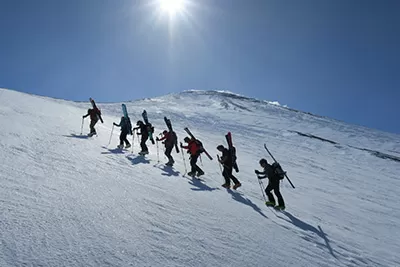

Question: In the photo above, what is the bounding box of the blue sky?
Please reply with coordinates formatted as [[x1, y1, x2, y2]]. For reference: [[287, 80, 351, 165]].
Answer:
[[1, 0, 399, 134]]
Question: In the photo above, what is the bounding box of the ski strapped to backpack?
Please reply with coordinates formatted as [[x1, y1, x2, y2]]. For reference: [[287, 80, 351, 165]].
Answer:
[[225, 132, 239, 172], [142, 110, 155, 144], [264, 144, 295, 188], [89, 97, 104, 123], [183, 127, 213, 160], [164, 116, 179, 153], [121, 104, 133, 135]]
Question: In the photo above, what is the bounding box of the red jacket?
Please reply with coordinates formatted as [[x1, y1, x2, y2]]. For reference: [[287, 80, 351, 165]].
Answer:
[[84, 108, 101, 121], [158, 132, 175, 147], [182, 140, 200, 156]]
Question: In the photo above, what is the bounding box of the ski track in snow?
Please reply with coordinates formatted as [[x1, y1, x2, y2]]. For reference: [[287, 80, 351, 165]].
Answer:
[[1, 88, 399, 267]]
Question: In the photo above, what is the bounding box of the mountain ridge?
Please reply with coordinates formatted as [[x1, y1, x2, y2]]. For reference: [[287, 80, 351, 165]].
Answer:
[[0, 87, 399, 266]]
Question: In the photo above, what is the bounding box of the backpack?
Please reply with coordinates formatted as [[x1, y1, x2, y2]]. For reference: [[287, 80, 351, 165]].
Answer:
[[272, 162, 285, 180], [127, 117, 133, 135], [231, 146, 237, 162], [146, 123, 154, 134], [170, 131, 177, 145], [195, 139, 205, 153]]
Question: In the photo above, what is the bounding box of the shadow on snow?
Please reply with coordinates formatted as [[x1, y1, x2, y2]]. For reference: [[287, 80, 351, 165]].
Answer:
[[226, 189, 268, 219], [154, 164, 181, 177], [186, 176, 219, 192], [62, 134, 90, 139], [126, 155, 150, 165], [100, 146, 125, 154], [277, 211, 336, 259]]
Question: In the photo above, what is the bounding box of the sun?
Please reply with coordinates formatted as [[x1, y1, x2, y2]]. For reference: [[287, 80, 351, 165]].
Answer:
[[159, 0, 185, 16]]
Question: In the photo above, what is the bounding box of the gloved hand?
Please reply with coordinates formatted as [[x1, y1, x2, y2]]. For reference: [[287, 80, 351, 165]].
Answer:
[[255, 170, 260, 175], [113, 122, 117, 126]]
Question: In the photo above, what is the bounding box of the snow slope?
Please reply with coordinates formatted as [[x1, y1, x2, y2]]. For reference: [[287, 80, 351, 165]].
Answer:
[[0, 88, 399, 267]]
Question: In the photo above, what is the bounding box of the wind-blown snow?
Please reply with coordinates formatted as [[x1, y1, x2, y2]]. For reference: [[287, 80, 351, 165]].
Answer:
[[0, 88, 399, 267]]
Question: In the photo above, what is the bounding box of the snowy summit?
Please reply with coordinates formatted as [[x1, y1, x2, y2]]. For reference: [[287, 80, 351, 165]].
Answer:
[[0, 88, 399, 267]]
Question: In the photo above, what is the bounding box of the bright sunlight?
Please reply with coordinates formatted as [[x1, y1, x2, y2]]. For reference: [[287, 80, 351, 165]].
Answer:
[[159, 0, 185, 17]]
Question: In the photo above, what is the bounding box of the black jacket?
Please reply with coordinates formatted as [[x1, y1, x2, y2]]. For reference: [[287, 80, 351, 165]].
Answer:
[[219, 148, 233, 167], [257, 163, 281, 181]]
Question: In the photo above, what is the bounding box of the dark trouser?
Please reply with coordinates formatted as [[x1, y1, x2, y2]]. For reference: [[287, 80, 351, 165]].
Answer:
[[222, 166, 240, 186], [265, 179, 284, 206], [190, 154, 203, 173], [165, 145, 173, 162], [89, 119, 98, 134], [140, 135, 148, 152], [120, 131, 130, 146]]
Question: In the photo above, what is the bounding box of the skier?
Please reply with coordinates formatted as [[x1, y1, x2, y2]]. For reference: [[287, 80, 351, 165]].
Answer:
[[181, 137, 204, 177], [82, 107, 102, 136], [255, 158, 285, 210], [113, 116, 132, 149], [156, 130, 179, 166], [133, 120, 149, 155], [217, 145, 242, 189]]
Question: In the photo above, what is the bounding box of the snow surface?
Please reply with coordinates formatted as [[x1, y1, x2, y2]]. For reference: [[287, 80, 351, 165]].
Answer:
[[0, 88, 399, 267]]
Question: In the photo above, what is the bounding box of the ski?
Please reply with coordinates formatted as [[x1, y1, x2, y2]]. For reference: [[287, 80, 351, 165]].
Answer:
[[263, 144, 295, 189], [164, 116, 173, 132], [142, 110, 155, 144], [183, 127, 213, 160], [122, 104, 128, 118], [121, 104, 133, 135], [225, 132, 239, 172], [142, 110, 149, 125], [164, 117, 179, 153]]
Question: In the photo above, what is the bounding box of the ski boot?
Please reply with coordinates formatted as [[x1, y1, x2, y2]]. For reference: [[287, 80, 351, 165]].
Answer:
[[117, 144, 124, 149], [125, 143, 131, 149], [196, 170, 204, 177], [265, 201, 276, 207], [187, 171, 196, 177], [232, 182, 242, 190], [139, 150, 149, 155], [165, 159, 174, 166], [221, 183, 231, 189], [274, 205, 285, 211]]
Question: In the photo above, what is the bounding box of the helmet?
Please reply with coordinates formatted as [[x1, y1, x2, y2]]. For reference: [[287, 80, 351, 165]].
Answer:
[[136, 120, 143, 126], [259, 158, 268, 165], [184, 137, 190, 142], [163, 130, 168, 135], [87, 109, 91, 113], [217, 145, 224, 150]]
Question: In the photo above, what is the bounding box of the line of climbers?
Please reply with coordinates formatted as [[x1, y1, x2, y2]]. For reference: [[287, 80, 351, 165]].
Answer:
[[81, 104, 286, 210]]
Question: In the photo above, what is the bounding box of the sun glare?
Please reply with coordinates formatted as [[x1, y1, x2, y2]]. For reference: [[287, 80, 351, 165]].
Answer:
[[159, 0, 185, 16]]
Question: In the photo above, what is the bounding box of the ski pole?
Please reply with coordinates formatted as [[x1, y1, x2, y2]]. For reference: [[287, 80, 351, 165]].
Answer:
[[107, 125, 114, 147], [257, 174, 267, 203], [217, 155, 223, 174], [180, 143, 187, 175], [264, 144, 295, 189], [131, 129, 135, 153], [156, 140, 160, 163], [80, 117, 84, 135], [217, 155, 226, 184]]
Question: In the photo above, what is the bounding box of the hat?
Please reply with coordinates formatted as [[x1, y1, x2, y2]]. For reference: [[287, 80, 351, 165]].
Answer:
[[259, 158, 268, 165], [217, 145, 224, 150]]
